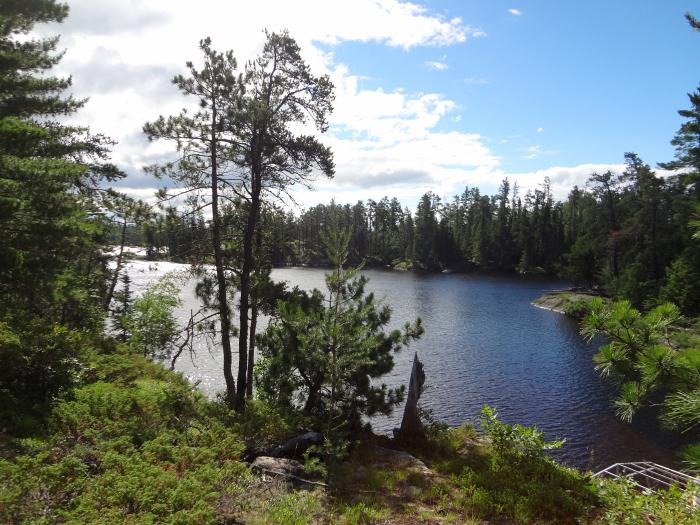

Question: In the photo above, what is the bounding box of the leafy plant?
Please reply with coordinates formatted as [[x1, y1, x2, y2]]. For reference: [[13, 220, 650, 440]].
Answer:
[[127, 274, 182, 360], [596, 477, 700, 525], [479, 405, 565, 460]]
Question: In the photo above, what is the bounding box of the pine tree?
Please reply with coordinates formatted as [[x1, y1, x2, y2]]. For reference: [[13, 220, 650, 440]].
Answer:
[[413, 192, 439, 269], [231, 31, 334, 410], [0, 0, 123, 427], [143, 38, 242, 402], [257, 218, 423, 435], [112, 273, 133, 342]]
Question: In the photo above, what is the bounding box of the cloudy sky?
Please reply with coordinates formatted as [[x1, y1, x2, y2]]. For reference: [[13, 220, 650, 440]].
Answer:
[[42, 0, 699, 208]]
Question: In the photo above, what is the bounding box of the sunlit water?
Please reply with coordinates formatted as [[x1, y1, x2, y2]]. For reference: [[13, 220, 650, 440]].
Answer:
[[123, 259, 682, 470]]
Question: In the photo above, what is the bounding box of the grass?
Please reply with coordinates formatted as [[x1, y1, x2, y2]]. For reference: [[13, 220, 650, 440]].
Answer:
[[319, 423, 597, 524]]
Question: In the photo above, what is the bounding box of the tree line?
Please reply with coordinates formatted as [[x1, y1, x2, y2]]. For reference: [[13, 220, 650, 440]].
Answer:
[[135, 144, 700, 316]]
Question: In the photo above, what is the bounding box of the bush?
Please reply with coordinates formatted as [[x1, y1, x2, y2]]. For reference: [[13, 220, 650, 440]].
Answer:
[[596, 478, 700, 525], [127, 275, 181, 360], [564, 298, 592, 318], [0, 352, 251, 525], [479, 405, 565, 460]]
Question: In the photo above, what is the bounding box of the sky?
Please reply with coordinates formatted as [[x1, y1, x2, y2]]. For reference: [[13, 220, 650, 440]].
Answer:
[[40, 0, 700, 208]]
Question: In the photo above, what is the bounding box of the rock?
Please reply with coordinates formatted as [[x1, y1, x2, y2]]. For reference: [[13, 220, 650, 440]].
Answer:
[[352, 465, 368, 481], [371, 446, 434, 477], [250, 456, 306, 478], [406, 485, 422, 498]]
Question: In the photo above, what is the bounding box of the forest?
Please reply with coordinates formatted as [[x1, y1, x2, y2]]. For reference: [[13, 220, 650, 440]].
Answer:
[[1, 1, 700, 524], [134, 150, 700, 315]]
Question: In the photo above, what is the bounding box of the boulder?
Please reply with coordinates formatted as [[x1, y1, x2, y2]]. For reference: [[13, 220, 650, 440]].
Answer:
[[371, 446, 434, 477], [250, 456, 306, 478]]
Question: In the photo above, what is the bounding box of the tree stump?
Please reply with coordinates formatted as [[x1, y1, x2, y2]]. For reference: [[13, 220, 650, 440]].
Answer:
[[396, 352, 426, 441]]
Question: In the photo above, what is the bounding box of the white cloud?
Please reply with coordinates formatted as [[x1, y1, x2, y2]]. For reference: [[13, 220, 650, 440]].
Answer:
[[425, 60, 449, 70], [537, 127, 544, 133], [32, 0, 625, 211], [507, 164, 626, 201], [508, 8, 523, 16], [40, 0, 483, 188]]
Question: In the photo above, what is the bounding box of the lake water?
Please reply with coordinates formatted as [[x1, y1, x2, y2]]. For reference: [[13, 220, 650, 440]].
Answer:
[[124, 259, 681, 470]]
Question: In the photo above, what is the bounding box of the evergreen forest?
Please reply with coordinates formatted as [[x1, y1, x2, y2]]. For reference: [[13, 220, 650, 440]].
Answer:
[[1, 1, 700, 524]]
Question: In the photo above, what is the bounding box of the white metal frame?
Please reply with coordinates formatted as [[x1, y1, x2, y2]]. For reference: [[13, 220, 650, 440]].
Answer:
[[593, 461, 700, 508]]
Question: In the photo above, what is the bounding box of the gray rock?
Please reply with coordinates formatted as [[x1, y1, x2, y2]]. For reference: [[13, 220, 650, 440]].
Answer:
[[372, 446, 434, 477], [406, 485, 422, 498], [250, 456, 306, 478]]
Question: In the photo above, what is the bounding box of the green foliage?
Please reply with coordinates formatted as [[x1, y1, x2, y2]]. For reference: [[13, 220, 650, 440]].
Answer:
[[112, 273, 133, 342], [584, 300, 666, 414], [126, 275, 182, 360], [226, 398, 295, 452], [263, 492, 321, 525], [681, 442, 700, 473], [659, 85, 700, 175], [338, 502, 389, 524], [691, 202, 700, 240], [565, 298, 594, 318], [564, 239, 601, 288], [406, 422, 595, 524], [0, 321, 95, 433], [0, 0, 130, 433], [596, 478, 700, 525], [582, 299, 700, 474], [257, 220, 423, 440], [323, 415, 592, 524], [663, 389, 700, 433], [0, 352, 250, 525], [660, 250, 700, 315], [479, 405, 565, 460]]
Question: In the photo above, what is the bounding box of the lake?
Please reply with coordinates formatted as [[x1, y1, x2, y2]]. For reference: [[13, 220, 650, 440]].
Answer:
[[124, 259, 681, 470]]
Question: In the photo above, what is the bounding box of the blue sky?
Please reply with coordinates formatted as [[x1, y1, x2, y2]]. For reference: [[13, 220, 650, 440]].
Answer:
[[47, 0, 700, 207], [324, 0, 699, 173]]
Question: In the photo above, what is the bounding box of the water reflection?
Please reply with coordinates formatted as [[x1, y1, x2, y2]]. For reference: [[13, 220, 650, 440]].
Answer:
[[124, 261, 681, 469]]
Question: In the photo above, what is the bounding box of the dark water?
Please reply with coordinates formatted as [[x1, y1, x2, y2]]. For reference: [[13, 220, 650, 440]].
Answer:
[[125, 261, 681, 470]]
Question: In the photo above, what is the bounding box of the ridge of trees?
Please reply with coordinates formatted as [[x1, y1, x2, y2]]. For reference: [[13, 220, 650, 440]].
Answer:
[[135, 149, 700, 315]]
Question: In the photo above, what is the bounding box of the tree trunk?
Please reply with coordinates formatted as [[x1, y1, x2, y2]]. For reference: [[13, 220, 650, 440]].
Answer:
[[236, 172, 261, 411], [246, 228, 263, 399], [210, 100, 236, 402], [246, 297, 257, 399], [104, 219, 127, 310]]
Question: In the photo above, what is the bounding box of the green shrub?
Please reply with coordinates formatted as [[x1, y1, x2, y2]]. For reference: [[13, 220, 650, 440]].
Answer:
[[596, 478, 700, 524], [479, 405, 565, 460], [127, 275, 182, 360], [264, 492, 321, 525], [0, 352, 250, 525], [564, 298, 592, 318]]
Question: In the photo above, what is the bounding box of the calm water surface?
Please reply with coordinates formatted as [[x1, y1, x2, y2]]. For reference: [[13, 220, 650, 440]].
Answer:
[[124, 260, 680, 470]]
